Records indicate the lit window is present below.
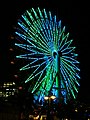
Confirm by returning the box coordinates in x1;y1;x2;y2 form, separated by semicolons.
7;83;10;86
13;82;15;85
10;83;12;85
12;92;14;95
6;89;9;90
9;92;11;95
0;92;2;97
4;83;6;86
13;88;15;91
6;94;9;97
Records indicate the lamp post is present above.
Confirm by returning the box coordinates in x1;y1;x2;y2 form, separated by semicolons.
44;95;56;119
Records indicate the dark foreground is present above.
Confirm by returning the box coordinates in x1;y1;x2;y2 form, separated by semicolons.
0;100;90;120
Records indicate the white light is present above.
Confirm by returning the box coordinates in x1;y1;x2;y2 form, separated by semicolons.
44;95;56;100
6;89;9;90
10;83;12;85
75;108;78;112
6;94;9;97
13;82;15;85
50;95;56;100
4;83;6;86
44;96;49;100
7;83;9;86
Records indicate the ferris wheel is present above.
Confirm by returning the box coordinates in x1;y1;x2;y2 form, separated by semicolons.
14;7;80;103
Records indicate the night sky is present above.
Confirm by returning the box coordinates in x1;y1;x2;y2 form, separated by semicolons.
0;1;90;103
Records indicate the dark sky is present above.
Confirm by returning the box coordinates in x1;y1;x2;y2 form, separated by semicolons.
0;1;90;103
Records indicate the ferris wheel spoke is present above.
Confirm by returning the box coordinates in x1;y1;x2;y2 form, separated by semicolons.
36;67;54;95
25;56;53;83
31;21;50;49
62;55;79;64
57;20;61;40
31;58;53;93
17;21;30;34
22;14;31;27
60;39;72;51
59;26;65;46
62;73;76;98
62;59;80;86
71;53;78;58
49;13;56;43
20;12;50;51
49;21;53;43
60;66;70;94
60;68;73;99
61;59;79;94
15;37;50;55
16;54;48;61
61;46;76;54
60;33;70;50
29;7;51;46
62;56;80;71
34;59;53;86
61;62;71;89
27;32;50;52
61;57;76;75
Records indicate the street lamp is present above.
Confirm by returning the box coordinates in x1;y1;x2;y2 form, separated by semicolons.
44;95;56;119
44;95;56;109
44;95;56;102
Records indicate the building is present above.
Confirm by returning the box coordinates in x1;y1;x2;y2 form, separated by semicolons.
0;81;18;101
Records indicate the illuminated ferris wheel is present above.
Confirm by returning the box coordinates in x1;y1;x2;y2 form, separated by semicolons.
14;7;80;103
